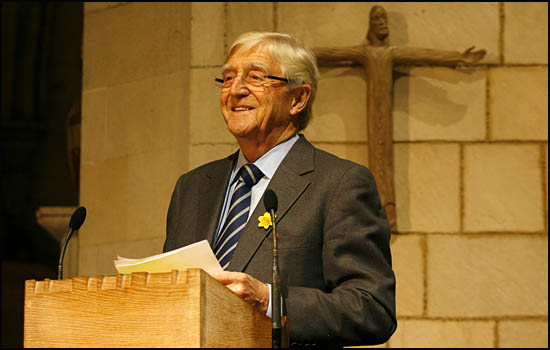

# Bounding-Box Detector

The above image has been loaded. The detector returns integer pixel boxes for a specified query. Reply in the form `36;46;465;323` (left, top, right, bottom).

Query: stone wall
80;2;548;347
80;3;191;273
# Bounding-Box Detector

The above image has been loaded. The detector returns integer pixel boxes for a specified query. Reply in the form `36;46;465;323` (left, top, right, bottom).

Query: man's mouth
232;106;255;112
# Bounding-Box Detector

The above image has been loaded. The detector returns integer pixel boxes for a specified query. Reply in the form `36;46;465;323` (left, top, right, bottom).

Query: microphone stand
271;208;282;348
58;206;86;280
58;228;75;280
271;210;289;348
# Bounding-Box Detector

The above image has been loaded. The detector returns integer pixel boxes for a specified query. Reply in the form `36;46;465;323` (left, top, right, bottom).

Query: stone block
101;238;166;275
81;88;107;164
389;320;494;347
504;3;548;64
127;149;183;242
120;237;166;259
391;235;424;317
94;243;119;276
499;320;548;348
83;3;189;90
394;67;486;141
395;144;460;232
190;67;235;144
278;3;498;63
79;238;166;276
464;144;544;232
305;67;367;143
102;72;184;160
227;3;274;51
191;3;225;66
78;244;98;277
490;67;548;141
79;158;129;247
310;143;368;168
389;3;498;64
427;236;548;317
277;3;374;48
189;143;239;171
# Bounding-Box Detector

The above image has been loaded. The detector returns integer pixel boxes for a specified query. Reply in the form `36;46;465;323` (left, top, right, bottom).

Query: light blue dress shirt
213;133;299;317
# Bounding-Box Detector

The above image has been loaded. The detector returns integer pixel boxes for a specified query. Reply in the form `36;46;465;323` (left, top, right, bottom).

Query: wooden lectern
24;269;271;348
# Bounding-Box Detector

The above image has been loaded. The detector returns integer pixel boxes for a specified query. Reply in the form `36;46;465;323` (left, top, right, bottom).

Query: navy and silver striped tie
214;163;263;270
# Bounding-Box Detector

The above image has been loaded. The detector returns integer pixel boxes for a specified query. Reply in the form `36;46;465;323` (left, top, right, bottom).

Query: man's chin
227;125;256;140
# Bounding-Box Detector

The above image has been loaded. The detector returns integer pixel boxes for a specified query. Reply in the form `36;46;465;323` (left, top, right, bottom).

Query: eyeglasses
215;70;289;90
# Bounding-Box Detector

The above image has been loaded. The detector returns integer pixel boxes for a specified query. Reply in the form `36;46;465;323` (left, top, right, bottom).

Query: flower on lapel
258;212;272;230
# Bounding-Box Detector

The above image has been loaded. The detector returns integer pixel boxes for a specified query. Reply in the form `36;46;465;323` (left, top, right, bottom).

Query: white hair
227;32;320;131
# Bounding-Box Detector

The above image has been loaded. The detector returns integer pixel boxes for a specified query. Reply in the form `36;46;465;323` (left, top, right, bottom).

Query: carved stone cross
313;5;486;232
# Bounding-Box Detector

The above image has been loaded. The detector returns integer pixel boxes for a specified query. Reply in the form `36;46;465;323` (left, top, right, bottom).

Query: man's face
369;7;389;39
220;46;295;143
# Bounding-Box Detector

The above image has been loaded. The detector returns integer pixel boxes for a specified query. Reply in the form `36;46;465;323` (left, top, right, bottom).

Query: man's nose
229;75;249;95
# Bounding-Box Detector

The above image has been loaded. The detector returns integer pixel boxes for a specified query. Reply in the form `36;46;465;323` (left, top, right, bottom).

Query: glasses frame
214;73;289;90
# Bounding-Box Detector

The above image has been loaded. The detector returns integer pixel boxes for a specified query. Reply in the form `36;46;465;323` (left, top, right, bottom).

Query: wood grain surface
24;269;271;348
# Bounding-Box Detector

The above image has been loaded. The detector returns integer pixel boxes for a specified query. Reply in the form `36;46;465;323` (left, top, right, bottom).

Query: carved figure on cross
313;5;486;232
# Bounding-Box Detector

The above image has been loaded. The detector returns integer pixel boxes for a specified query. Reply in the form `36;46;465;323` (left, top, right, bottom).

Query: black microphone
264;189;278;213
264;190;288;348
58;206;86;280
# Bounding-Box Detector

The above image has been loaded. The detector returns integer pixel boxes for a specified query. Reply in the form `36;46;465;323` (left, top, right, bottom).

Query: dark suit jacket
163;135;396;346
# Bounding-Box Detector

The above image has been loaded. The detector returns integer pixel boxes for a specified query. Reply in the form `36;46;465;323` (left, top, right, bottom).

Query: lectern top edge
25;269;198;295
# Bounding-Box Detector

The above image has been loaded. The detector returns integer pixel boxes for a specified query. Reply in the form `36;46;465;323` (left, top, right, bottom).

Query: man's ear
289;84;312;117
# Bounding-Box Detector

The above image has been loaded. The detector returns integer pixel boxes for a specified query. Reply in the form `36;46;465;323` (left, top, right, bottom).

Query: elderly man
163;32;396;346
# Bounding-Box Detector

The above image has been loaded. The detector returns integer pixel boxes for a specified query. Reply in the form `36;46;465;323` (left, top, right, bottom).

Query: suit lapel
196;152;237;246
228;136;315;272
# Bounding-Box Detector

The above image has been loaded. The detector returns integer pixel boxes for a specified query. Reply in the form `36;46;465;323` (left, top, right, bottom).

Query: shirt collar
233;134;299;182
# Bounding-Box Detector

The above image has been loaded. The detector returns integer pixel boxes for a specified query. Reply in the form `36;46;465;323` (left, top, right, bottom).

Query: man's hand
460;46;486;64
211;271;270;314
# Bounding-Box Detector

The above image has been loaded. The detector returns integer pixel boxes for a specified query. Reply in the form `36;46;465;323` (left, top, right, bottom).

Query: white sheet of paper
114;240;222;276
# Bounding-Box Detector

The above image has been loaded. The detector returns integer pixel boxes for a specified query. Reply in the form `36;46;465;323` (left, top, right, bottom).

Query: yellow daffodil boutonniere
258;212;273;230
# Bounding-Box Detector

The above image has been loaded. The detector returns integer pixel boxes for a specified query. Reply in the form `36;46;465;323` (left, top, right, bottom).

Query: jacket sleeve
286;164;397;346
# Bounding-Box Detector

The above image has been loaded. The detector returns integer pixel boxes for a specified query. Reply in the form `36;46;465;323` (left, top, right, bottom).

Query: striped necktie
214;163;263;270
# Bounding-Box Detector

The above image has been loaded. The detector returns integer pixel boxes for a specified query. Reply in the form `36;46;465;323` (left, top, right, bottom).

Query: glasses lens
221;72;236;88
245;71;266;87
216;70;276;90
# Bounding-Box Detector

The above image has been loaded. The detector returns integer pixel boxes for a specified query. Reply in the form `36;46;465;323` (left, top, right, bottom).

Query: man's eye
249;72;264;81
224;76;234;82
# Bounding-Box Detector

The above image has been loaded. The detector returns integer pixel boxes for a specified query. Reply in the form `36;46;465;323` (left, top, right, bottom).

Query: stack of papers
114;240;222;276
